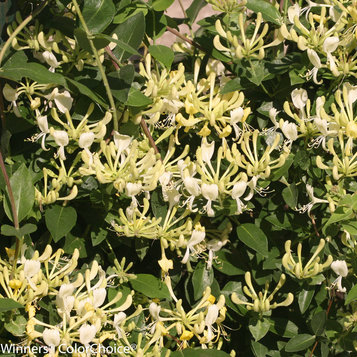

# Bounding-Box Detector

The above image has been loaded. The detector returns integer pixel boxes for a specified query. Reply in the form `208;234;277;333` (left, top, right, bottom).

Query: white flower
114;312;126;338
36;115;50;151
201;138;215;163
43;329;60;347
205;304;219;342
92;288;106;308
126;182;142;197
3;84;21;117
230;107;245;139
331;260;348;293
182;226;206;264
149;302;161;320
291;88;308;109
323;37;339;54
46;88;73;113
232;180;247;214
79;132;95;149
331;260;348;277
298;184;328;216
288;4;301;23
56;284;75;318
52;130;69;160
201;183;219;217
344;83;357;106
281;121;298;141
113;131;131;157
306;49;322;84
42;51;60;71
79;324;97;345
24;260;41;278
3;83;18;102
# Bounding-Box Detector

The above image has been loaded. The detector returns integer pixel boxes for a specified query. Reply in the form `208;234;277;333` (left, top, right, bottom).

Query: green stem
72;0;119;131
0;1;48;66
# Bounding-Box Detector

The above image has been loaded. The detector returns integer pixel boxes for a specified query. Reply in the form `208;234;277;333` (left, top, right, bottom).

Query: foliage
0;0;357;356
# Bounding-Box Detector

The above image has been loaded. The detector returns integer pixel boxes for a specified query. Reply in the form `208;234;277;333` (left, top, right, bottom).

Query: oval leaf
246;0;283;25
0;298;24;312
236;224;268;257
45;205;77;242
3;164;35;223
298;288;314;314
82;0;115;33
285;334;315;352
130;274;170;299
149;45;174;69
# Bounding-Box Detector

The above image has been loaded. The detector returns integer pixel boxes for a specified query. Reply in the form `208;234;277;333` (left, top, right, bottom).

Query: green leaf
221;78;243;94
298;288;314;314
126;87;152;107
346;284;357;305
152;0;174;11
1;223;37;239
91;226;108;246
96;33;140;56
112;12;145;62
66;77;108;108
0;51;66;86
269;317;299;338
4;313;26;336
107;65;135;103
45;205;77;242
0;298;23;312
3;164;35;223
311;311;326;336
246;0;283;25
149;45;174;69
213;250;245;276
282;183;298;208
130;274;171;299
82;0;115;33
186;0;207;24
249;318;271;341
324;206;354;231
192;261;214;301
251;340;269;357
285;334;315;352
64;233;87;258
170;350;230;357
236;223;269;257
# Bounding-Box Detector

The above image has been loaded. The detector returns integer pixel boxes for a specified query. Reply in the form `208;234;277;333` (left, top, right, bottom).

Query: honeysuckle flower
42;328;60;347
201;138;215;163
113;131;132;157
79;324;97;345
281;121;298;142
298;184;329;216
3;83;21;117
206;236;229;269
201;183;219;216
288;4;301;24
331;260;348;293
24;260;41;278
204;304;219;342
232;272;293;314
291;88;308;110
323;37;339;54
231;179;248;214
51;130;69;160
307;49;323;84
42;50;60;71
182;223;206;264
114;312;126;338
282;239;333;279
